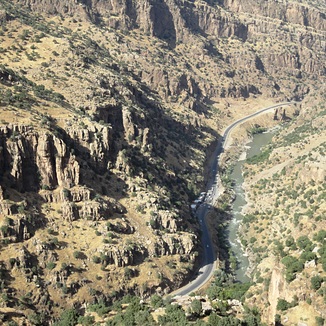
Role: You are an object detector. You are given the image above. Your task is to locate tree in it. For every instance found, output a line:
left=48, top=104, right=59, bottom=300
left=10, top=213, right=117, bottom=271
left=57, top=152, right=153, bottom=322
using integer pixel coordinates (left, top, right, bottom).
left=285, top=236, right=296, bottom=248
left=314, top=230, right=326, bottom=243
left=213, top=316, right=242, bottom=326
left=53, top=308, right=79, bottom=326
left=108, top=297, right=155, bottom=326
left=300, top=250, right=316, bottom=262
left=28, top=312, right=47, bottom=325
left=208, top=313, right=221, bottom=325
left=88, top=300, right=110, bottom=317
left=92, top=255, right=101, bottom=264
left=296, top=235, right=313, bottom=251
left=77, top=315, right=95, bottom=325
left=274, top=314, right=282, bottom=326
left=322, top=256, right=326, bottom=272
left=190, top=299, right=202, bottom=316
left=150, top=294, right=164, bottom=309
left=73, top=250, right=85, bottom=259
left=311, top=275, right=323, bottom=290
left=158, top=304, right=187, bottom=325
left=134, top=310, right=156, bottom=325
left=193, top=320, right=207, bottom=325
left=276, top=299, right=289, bottom=311
left=281, top=255, right=304, bottom=282
left=124, top=267, right=134, bottom=279
left=316, top=317, right=325, bottom=326
left=243, top=306, right=262, bottom=326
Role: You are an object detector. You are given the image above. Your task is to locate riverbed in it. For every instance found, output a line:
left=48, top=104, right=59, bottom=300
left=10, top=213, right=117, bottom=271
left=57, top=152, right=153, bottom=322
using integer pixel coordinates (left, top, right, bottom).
left=229, top=131, right=275, bottom=282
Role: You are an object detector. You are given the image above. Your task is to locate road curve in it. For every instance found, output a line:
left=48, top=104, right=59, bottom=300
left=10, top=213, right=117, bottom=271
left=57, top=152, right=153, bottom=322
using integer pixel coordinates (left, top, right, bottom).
left=171, top=102, right=296, bottom=297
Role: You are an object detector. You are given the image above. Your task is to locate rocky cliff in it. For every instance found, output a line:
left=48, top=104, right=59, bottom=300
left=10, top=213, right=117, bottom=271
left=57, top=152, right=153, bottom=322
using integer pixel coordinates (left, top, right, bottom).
left=5, top=0, right=326, bottom=103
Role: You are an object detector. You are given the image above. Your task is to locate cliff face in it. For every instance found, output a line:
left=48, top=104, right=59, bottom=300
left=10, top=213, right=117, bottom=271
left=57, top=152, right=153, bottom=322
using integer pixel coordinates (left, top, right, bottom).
left=223, top=0, right=326, bottom=30
left=10, top=0, right=325, bottom=98
left=15, top=0, right=326, bottom=36
left=0, top=118, right=200, bottom=319
left=0, top=125, right=79, bottom=191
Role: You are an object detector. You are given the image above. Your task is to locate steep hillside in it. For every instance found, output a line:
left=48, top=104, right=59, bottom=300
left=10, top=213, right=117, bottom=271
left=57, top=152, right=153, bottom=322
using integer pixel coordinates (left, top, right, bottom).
left=240, top=92, right=326, bottom=324
left=0, top=0, right=325, bottom=324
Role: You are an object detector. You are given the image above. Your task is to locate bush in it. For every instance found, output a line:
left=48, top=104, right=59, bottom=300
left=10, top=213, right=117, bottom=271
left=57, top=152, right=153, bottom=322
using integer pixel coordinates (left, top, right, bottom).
left=88, top=300, right=110, bottom=317
left=316, top=317, right=325, bottom=326
left=249, top=125, right=267, bottom=135
left=0, top=225, right=9, bottom=236
left=124, top=267, right=135, bottom=279
left=53, top=308, right=79, bottom=326
left=77, top=315, right=95, bottom=326
left=281, top=255, right=304, bottom=282
left=49, top=237, right=59, bottom=247
left=276, top=299, right=289, bottom=311
left=158, top=304, right=187, bottom=325
left=311, top=275, right=323, bottom=290
left=150, top=294, right=164, bottom=309
left=190, top=299, right=202, bottom=316
left=92, top=256, right=101, bottom=264
left=275, top=314, right=281, bottom=324
left=46, top=262, right=56, bottom=270
left=246, top=147, right=272, bottom=165
left=28, top=312, right=46, bottom=325
left=296, top=235, right=313, bottom=251
left=73, top=251, right=84, bottom=259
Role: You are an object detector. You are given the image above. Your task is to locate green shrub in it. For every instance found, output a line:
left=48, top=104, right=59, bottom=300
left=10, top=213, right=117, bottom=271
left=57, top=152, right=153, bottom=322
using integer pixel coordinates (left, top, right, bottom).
left=73, top=251, right=84, bottom=259
left=281, top=255, right=304, bottom=282
left=297, top=235, right=313, bottom=251
left=46, top=262, right=56, bottom=270
left=158, top=303, right=187, bottom=325
left=88, top=300, right=110, bottom=317
left=316, top=317, right=325, bottom=326
left=190, top=299, right=202, bottom=316
left=311, top=275, right=323, bottom=290
left=92, top=256, right=101, bottom=264
left=77, top=315, right=95, bottom=326
left=53, top=308, right=79, bottom=326
left=276, top=299, right=289, bottom=311
left=150, top=294, right=164, bottom=309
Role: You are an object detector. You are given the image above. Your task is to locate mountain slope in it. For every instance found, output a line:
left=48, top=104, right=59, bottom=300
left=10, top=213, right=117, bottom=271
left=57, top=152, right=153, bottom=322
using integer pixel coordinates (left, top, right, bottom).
left=240, top=92, right=326, bottom=324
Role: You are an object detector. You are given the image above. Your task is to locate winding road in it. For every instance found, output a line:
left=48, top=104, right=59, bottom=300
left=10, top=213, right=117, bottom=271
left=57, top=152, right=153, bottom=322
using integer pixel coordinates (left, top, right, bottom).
left=172, top=102, right=296, bottom=297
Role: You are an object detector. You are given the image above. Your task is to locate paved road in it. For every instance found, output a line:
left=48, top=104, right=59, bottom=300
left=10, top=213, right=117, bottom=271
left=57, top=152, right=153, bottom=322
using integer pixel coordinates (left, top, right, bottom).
left=172, top=102, right=295, bottom=297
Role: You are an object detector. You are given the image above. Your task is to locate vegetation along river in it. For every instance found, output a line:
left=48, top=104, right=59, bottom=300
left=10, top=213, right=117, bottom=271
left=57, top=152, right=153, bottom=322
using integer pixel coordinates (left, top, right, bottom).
left=228, top=130, right=276, bottom=283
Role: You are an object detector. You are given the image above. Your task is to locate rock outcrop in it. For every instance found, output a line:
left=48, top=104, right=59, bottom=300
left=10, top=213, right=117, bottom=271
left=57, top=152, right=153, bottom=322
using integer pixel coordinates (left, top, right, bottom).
left=0, top=125, right=80, bottom=192
left=10, top=0, right=325, bottom=99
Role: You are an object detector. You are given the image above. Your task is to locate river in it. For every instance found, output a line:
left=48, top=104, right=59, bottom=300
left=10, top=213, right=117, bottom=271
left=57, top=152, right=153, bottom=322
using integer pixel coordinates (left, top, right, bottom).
left=228, top=131, right=275, bottom=282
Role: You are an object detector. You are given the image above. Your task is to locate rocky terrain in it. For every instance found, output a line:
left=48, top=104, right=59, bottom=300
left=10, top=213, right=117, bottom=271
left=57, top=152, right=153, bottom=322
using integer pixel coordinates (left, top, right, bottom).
left=239, top=92, right=325, bottom=325
left=0, top=0, right=325, bottom=324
